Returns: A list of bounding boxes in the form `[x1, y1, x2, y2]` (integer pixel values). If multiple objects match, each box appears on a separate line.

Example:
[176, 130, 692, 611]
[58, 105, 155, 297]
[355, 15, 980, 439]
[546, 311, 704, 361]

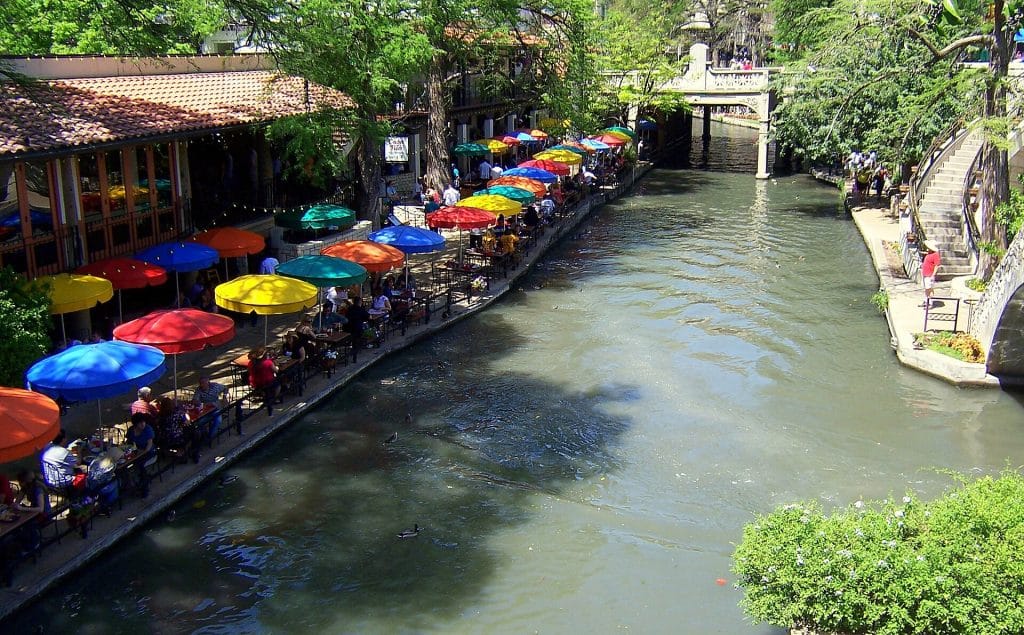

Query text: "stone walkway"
[848, 200, 997, 385]
[0, 169, 645, 620]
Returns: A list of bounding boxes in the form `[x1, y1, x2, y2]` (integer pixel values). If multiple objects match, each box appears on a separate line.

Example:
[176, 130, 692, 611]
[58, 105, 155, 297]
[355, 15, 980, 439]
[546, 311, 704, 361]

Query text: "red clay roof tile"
[0, 70, 352, 157]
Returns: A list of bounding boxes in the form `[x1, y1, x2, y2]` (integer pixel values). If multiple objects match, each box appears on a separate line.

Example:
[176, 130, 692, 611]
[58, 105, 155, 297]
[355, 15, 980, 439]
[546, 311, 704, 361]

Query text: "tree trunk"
[979, 0, 1012, 279]
[425, 55, 451, 193]
[355, 128, 382, 225]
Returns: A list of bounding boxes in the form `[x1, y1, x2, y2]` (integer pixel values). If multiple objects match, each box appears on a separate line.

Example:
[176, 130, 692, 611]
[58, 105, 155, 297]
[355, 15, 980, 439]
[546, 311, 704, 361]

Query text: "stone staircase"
[915, 132, 982, 280]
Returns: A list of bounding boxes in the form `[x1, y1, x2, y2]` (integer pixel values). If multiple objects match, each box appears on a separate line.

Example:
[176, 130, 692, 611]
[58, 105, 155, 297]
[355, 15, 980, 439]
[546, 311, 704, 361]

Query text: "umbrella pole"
[97, 400, 102, 427]
[264, 315, 269, 346]
[225, 258, 229, 282]
[118, 289, 123, 324]
[173, 354, 178, 401]
[60, 314, 67, 346]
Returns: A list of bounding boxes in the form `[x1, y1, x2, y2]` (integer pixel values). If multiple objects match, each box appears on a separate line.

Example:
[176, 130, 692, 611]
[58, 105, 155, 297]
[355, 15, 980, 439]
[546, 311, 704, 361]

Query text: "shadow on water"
[12, 315, 638, 634]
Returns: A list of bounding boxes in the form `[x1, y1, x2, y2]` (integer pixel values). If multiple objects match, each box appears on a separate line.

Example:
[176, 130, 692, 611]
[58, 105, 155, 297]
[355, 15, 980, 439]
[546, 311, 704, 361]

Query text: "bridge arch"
[970, 225, 1024, 382]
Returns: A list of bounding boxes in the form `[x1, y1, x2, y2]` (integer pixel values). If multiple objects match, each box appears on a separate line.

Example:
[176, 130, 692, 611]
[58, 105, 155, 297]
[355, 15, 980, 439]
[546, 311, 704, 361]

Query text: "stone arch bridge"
[606, 43, 779, 178]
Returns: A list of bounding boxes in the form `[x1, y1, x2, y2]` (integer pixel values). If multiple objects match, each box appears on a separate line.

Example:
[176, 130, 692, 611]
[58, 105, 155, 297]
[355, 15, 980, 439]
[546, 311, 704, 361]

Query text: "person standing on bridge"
[921, 241, 941, 309]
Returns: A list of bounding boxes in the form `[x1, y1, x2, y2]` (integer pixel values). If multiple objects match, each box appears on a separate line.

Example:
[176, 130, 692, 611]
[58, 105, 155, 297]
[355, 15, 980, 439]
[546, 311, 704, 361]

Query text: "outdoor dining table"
[186, 403, 217, 423]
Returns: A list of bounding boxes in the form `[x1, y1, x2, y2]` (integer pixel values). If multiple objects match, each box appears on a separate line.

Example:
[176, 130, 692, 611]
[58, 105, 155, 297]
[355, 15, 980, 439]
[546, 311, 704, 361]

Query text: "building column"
[483, 118, 494, 139]
[411, 133, 422, 181]
[506, 114, 516, 134]
[755, 94, 771, 179]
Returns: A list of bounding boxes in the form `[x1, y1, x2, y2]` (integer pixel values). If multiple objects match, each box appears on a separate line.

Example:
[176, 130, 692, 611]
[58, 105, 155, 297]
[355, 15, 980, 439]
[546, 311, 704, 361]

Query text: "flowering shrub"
[732, 471, 1024, 634]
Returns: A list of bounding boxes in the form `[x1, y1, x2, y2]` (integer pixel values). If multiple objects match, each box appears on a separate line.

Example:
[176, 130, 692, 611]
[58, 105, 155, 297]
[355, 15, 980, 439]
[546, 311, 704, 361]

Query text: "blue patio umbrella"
[26, 340, 167, 404]
[506, 131, 541, 144]
[501, 167, 558, 183]
[369, 225, 446, 289]
[637, 119, 658, 131]
[137, 240, 219, 299]
[581, 138, 611, 151]
[369, 225, 446, 254]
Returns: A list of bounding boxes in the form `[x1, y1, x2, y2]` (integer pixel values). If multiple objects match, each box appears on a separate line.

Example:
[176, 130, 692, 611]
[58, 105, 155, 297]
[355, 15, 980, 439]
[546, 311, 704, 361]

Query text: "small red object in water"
[715, 578, 727, 586]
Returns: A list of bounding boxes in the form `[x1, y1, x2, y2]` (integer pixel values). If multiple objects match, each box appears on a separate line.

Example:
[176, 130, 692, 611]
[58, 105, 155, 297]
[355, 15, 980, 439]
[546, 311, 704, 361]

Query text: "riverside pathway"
[847, 198, 997, 386]
[0, 167, 647, 620]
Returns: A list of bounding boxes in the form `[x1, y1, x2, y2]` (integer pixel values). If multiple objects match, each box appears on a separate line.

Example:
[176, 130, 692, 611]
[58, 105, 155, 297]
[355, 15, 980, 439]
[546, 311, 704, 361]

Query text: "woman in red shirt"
[247, 347, 281, 415]
[921, 241, 941, 309]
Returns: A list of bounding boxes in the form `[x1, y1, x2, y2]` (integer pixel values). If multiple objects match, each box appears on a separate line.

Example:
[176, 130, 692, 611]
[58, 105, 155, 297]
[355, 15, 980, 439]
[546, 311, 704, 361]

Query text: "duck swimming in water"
[397, 524, 421, 539]
[383, 431, 398, 445]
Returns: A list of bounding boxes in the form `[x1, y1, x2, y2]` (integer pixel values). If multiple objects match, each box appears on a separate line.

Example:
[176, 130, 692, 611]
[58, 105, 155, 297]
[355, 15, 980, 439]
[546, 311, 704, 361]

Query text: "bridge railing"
[602, 68, 774, 94]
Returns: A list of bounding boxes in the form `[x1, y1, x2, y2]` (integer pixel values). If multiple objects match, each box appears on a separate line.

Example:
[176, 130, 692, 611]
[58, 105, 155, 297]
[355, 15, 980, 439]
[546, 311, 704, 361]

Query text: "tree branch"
[906, 28, 993, 60]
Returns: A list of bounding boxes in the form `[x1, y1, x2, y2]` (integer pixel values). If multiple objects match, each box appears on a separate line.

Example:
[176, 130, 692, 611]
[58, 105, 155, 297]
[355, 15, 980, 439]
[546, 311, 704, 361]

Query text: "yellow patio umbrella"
[534, 149, 583, 165]
[38, 273, 115, 344]
[215, 274, 319, 343]
[472, 138, 510, 153]
[456, 194, 523, 216]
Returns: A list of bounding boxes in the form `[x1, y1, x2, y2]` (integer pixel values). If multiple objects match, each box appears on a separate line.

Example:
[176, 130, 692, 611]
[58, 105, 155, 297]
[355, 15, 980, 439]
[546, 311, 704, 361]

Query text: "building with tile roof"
[0, 55, 352, 278]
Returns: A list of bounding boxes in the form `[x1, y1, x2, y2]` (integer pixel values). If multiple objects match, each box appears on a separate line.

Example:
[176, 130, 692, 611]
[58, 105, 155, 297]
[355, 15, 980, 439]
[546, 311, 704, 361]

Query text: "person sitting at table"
[192, 375, 227, 446]
[248, 346, 281, 416]
[283, 332, 308, 363]
[372, 292, 392, 316]
[156, 396, 197, 463]
[540, 193, 556, 223]
[198, 285, 218, 313]
[12, 470, 49, 556]
[296, 317, 316, 341]
[523, 205, 540, 233]
[343, 297, 370, 362]
[494, 214, 508, 235]
[499, 230, 519, 257]
[319, 302, 347, 330]
[130, 387, 158, 420]
[40, 429, 83, 493]
[126, 412, 157, 497]
[481, 228, 497, 254]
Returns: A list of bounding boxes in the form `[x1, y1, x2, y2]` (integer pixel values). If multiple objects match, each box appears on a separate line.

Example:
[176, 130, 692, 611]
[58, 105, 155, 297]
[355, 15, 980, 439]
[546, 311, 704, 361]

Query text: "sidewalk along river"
[11, 169, 1024, 633]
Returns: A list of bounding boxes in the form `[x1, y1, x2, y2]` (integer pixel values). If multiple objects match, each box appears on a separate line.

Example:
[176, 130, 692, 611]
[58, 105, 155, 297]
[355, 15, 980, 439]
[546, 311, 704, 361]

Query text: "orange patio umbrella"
[487, 176, 547, 198]
[191, 227, 266, 279]
[0, 387, 61, 463]
[321, 240, 405, 273]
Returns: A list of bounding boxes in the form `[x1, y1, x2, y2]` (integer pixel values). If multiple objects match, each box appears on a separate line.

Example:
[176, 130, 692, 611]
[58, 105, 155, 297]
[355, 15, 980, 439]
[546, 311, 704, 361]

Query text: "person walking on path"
[921, 241, 941, 309]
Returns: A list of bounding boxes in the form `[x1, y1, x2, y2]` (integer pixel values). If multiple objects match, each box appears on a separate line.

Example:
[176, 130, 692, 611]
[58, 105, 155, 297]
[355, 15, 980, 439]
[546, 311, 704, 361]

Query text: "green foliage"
[979, 240, 1007, 259]
[870, 288, 889, 313]
[966, 276, 988, 291]
[994, 183, 1024, 239]
[733, 471, 1024, 634]
[914, 330, 986, 362]
[769, 0, 987, 166]
[0, 0, 227, 55]
[0, 266, 51, 387]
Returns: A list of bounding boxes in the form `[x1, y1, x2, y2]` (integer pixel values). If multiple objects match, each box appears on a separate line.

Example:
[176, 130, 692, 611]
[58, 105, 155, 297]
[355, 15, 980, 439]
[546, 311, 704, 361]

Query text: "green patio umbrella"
[275, 255, 368, 330]
[275, 255, 368, 289]
[276, 204, 357, 231]
[474, 185, 537, 205]
[452, 143, 491, 157]
[602, 126, 638, 141]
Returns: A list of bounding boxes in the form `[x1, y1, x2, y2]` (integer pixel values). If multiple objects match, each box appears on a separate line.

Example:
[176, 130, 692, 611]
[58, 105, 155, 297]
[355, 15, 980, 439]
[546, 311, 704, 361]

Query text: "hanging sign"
[384, 136, 409, 162]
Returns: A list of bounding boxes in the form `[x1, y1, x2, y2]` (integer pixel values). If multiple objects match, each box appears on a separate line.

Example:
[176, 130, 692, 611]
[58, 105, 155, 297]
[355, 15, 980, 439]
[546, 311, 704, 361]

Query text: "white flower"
[854, 528, 864, 538]
[902, 496, 912, 504]
[917, 555, 926, 562]
[894, 509, 904, 518]
[854, 500, 865, 509]
[877, 560, 889, 569]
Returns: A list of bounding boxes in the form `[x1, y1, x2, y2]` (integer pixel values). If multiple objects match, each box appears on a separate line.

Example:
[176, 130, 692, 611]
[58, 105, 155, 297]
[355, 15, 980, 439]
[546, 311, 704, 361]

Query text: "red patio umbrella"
[76, 257, 168, 322]
[0, 387, 61, 463]
[191, 227, 266, 279]
[427, 206, 496, 263]
[519, 159, 571, 176]
[494, 135, 522, 146]
[113, 308, 236, 396]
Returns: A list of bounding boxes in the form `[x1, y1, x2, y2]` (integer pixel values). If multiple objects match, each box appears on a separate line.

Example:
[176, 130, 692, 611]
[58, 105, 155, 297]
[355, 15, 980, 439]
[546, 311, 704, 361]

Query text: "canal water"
[16, 130, 1024, 634]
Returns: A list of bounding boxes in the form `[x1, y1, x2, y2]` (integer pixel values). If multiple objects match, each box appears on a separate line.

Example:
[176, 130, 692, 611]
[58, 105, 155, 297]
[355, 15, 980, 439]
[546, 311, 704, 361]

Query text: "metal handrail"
[960, 147, 983, 262]
[908, 117, 969, 224]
